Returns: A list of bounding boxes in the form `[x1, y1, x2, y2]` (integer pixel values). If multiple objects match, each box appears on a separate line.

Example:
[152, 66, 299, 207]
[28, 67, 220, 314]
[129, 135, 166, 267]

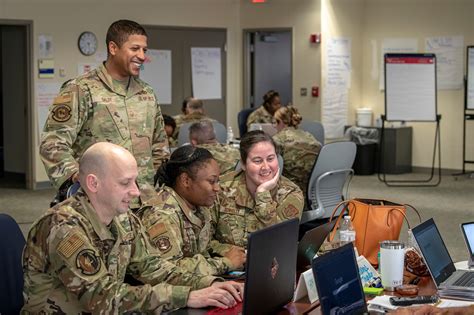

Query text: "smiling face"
[179, 159, 220, 207]
[107, 34, 148, 80]
[242, 141, 278, 190]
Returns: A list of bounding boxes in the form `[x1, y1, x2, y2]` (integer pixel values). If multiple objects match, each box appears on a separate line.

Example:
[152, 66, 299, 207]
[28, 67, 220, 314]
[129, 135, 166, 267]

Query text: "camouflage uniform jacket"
[212, 170, 304, 248]
[40, 64, 170, 191]
[173, 112, 216, 140]
[246, 106, 273, 128]
[138, 186, 233, 276]
[22, 190, 216, 314]
[273, 127, 322, 197]
[171, 114, 186, 139]
[197, 143, 240, 175]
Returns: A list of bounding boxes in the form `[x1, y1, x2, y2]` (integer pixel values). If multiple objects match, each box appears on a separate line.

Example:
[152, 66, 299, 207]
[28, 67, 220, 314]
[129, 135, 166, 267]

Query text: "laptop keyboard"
[453, 272, 474, 287]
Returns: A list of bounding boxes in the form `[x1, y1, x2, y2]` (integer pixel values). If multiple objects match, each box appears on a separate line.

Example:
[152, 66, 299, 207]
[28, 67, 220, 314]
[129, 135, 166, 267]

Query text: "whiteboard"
[466, 46, 474, 109]
[385, 53, 437, 121]
[140, 49, 172, 104]
[191, 47, 222, 100]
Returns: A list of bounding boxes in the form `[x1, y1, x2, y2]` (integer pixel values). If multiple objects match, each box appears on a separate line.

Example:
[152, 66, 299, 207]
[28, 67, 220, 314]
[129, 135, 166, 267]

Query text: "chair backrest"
[300, 119, 325, 145]
[235, 154, 284, 176]
[237, 107, 256, 138]
[305, 141, 356, 219]
[178, 121, 227, 147]
[0, 214, 26, 313]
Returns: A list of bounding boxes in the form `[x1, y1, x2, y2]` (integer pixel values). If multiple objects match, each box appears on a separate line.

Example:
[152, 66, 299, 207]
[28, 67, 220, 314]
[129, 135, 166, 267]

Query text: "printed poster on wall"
[191, 47, 222, 100]
[323, 37, 351, 138]
[140, 49, 172, 104]
[425, 35, 463, 90]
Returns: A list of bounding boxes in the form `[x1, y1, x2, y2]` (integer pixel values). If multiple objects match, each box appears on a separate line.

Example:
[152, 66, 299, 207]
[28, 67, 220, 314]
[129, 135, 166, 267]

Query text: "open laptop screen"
[312, 243, 367, 315]
[461, 222, 474, 256]
[412, 218, 456, 286]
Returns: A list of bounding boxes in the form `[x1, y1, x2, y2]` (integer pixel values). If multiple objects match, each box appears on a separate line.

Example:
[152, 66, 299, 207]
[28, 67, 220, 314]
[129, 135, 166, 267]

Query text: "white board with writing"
[385, 54, 437, 121]
[467, 47, 474, 110]
[140, 49, 172, 104]
[191, 47, 222, 100]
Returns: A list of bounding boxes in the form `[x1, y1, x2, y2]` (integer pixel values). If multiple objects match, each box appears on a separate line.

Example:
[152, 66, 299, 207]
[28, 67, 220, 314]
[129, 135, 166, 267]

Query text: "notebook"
[412, 218, 474, 300]
[461, 222, 474, 268]
[311, 243, 368, 315]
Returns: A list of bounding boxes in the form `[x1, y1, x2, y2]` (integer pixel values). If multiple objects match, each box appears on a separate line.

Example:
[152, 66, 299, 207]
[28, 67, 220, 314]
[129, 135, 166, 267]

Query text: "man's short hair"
[106, 19, 147, 49]
[189, 121, 216, 144]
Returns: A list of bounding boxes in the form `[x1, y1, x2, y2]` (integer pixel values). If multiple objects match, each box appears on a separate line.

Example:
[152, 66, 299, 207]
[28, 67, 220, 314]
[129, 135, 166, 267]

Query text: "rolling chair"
[300, 141, 357, 225]
[0, 214, 26, 314]
[300, 119, 325, 145]
[237, 107, 256, 138]
[178, 121, 227, 147]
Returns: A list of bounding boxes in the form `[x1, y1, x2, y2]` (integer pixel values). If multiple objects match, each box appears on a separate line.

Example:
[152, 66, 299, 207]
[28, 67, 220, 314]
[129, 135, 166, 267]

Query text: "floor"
[0, 171, 472, 262]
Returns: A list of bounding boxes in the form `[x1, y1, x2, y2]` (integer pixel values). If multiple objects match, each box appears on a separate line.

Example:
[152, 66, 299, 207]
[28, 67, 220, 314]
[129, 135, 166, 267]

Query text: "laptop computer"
[297, 219, 337, 269]
[170, 218, 299, 315]
[461, 222, 474, 268]
[412, 218, 474, 299]
[311, 243, 368, 315]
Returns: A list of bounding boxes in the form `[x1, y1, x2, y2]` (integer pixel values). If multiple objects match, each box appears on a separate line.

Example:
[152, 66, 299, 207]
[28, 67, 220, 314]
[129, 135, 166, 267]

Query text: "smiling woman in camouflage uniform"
[212, 130, 304, 249]
[138, 146, 245, 276]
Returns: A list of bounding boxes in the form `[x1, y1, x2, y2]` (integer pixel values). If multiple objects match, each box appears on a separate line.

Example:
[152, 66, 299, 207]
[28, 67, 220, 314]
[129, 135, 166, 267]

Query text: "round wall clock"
[78, 31, 98, 56]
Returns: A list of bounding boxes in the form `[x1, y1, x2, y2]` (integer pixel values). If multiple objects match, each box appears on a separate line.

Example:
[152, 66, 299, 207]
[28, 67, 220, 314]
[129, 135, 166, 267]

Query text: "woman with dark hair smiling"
[138, 145, 245, 276]
[212, 130, 304, 249]
[246, 89, 282, 128]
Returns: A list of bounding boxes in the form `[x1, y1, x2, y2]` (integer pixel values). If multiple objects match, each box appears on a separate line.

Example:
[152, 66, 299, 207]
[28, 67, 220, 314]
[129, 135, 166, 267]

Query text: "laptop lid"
[297, 220, 337, 268]
[311, 243, 367, 315]
[461, 222, 474, 265]
[412, 218, 456, 287]
[243, 218, 299, 315]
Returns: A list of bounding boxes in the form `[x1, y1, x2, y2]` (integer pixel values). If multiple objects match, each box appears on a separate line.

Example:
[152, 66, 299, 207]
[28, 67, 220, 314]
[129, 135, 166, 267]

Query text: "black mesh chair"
[0, 213, 26, 314]
[237, 107, 256, 138]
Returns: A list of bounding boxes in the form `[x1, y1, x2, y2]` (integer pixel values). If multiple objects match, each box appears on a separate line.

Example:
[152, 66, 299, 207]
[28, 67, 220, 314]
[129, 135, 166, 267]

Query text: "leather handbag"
[328, 199, 420, 266]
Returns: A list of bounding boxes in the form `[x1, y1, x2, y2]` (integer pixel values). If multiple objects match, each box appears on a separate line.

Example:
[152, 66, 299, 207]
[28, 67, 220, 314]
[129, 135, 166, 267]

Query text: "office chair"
[177, 121, 227, 147]
[300, 119, 325, 145]
[0, 213, 26, 314]
[237, 107, 256, 138]
[300, 141, 356, 224]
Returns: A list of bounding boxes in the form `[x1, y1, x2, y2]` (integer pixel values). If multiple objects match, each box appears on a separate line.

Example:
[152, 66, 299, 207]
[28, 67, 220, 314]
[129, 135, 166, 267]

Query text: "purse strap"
[327, 200, 356, 242]
[386, 204, 422, 230]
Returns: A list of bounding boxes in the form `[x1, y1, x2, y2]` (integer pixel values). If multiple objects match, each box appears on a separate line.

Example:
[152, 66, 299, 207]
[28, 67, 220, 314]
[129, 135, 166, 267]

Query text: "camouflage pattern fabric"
[138, 186, 233, 276]
[40, 64, 170, 192]
[246, 106, 273, 128]
[173, 112, 216, 140]
[211, 170, 303, 248]
[273, 127, 322, 197]
[172, 114, 186, 139]
[196, 143, 240, 175]
[22, 190, 216, 314]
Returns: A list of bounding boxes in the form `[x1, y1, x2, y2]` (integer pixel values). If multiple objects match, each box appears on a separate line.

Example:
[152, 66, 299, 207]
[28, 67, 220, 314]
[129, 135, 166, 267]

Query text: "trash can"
[345, 127, 379, 175]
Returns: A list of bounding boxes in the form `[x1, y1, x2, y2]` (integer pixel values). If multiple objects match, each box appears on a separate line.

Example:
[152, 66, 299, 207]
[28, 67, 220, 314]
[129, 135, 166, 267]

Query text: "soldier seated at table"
[163, 114, 178, 147]
[138, 145, 245, 276]
[22, 142, 242, 314]
[175, 98, 216, 140]
[189, 120, 240, 175]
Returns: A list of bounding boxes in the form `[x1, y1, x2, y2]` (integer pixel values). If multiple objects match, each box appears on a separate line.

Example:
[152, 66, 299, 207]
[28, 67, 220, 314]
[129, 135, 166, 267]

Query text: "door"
[244, 30, 292, 108]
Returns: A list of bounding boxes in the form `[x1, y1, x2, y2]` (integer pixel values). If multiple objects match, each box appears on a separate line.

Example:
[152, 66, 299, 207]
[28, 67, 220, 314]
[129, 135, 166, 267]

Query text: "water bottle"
[339, 215, 356, 244]
[226, 126, 234, 144]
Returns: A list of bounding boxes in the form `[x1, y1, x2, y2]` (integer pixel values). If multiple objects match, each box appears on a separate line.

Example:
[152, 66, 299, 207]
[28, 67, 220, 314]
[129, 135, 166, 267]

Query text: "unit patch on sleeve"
[51, 104, 72, 122]
[155, 236, 172, 253]
[76, 249, 101, 275]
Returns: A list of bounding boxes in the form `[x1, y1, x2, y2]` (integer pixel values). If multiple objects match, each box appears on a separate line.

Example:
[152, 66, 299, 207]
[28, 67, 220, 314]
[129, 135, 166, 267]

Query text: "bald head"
[189, 121, 217, 145]
[79, 142, 136, 183]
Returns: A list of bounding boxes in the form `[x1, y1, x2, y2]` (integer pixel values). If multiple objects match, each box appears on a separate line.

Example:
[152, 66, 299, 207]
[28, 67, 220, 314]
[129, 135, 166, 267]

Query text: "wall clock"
[78, 31, 97, 56]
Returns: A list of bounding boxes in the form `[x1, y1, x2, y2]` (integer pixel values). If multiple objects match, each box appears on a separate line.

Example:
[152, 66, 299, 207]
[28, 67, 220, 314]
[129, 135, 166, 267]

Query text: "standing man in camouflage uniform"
[22, 142, 243, 314]
[273, 106, 321, 197]
[246, 90, 281, 129]
[40, 20, 169, 202]
[139, 146, 245, 276]
[189, 121, 240, 175]
[212, 131, 304, 249]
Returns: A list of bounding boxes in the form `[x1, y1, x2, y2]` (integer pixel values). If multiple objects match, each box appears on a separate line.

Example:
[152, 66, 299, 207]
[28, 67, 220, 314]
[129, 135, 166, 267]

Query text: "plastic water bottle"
[226, 126, 234, 144]
[339, 215, 356, 244]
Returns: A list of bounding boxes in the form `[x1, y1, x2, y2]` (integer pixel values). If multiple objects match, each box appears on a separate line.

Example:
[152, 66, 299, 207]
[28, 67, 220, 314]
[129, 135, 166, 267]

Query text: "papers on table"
[367, 295, 474, 313]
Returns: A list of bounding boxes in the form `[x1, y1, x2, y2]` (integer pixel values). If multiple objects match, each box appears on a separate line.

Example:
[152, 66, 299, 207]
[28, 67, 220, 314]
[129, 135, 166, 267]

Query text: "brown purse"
[328, 199, 421, 266]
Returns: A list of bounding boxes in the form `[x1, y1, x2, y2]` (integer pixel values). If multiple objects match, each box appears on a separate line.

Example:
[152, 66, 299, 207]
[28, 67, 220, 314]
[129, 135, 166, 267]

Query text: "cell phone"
[389, 295, 439, 306]
[220, 270, 246, 280]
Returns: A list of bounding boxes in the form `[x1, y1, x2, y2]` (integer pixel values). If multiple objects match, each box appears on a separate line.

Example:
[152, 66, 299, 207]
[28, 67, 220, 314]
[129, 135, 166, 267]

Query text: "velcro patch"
[53, 94, 72, 105]
[76, 249, 101, 276]
[283, 204, 299, 218]
[154, 236, 172, 253]
[148, 222, 167, 240]
[51, 104, 72, 122]
[57, 233, 84, 258]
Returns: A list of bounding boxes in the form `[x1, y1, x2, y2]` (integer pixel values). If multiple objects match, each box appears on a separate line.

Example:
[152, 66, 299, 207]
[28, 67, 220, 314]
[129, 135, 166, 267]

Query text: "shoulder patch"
[53, 94, 72, 105]
[51, 104, 72, 122]
[148, 222, 167, 240]
[282, 204, 299, 218]
[76, 249, 101, 275]
[154, 236, 172, 253]
[57, 233, 85, 258]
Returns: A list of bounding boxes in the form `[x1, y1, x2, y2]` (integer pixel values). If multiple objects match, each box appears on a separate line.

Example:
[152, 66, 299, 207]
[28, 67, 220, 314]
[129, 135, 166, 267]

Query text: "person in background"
[189, 121, 240, 175]
[22, 142, 242, 313]
[163, 114, 177, 147]
[246, 90, 282, 128]
[138, 146, 245, 276]
[173, 96, 194, 139]
[273, 106, 322, 198]
[39, 19, 169, 206]
[212, 130, 304, 249]
[174, 98, 216, 140]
